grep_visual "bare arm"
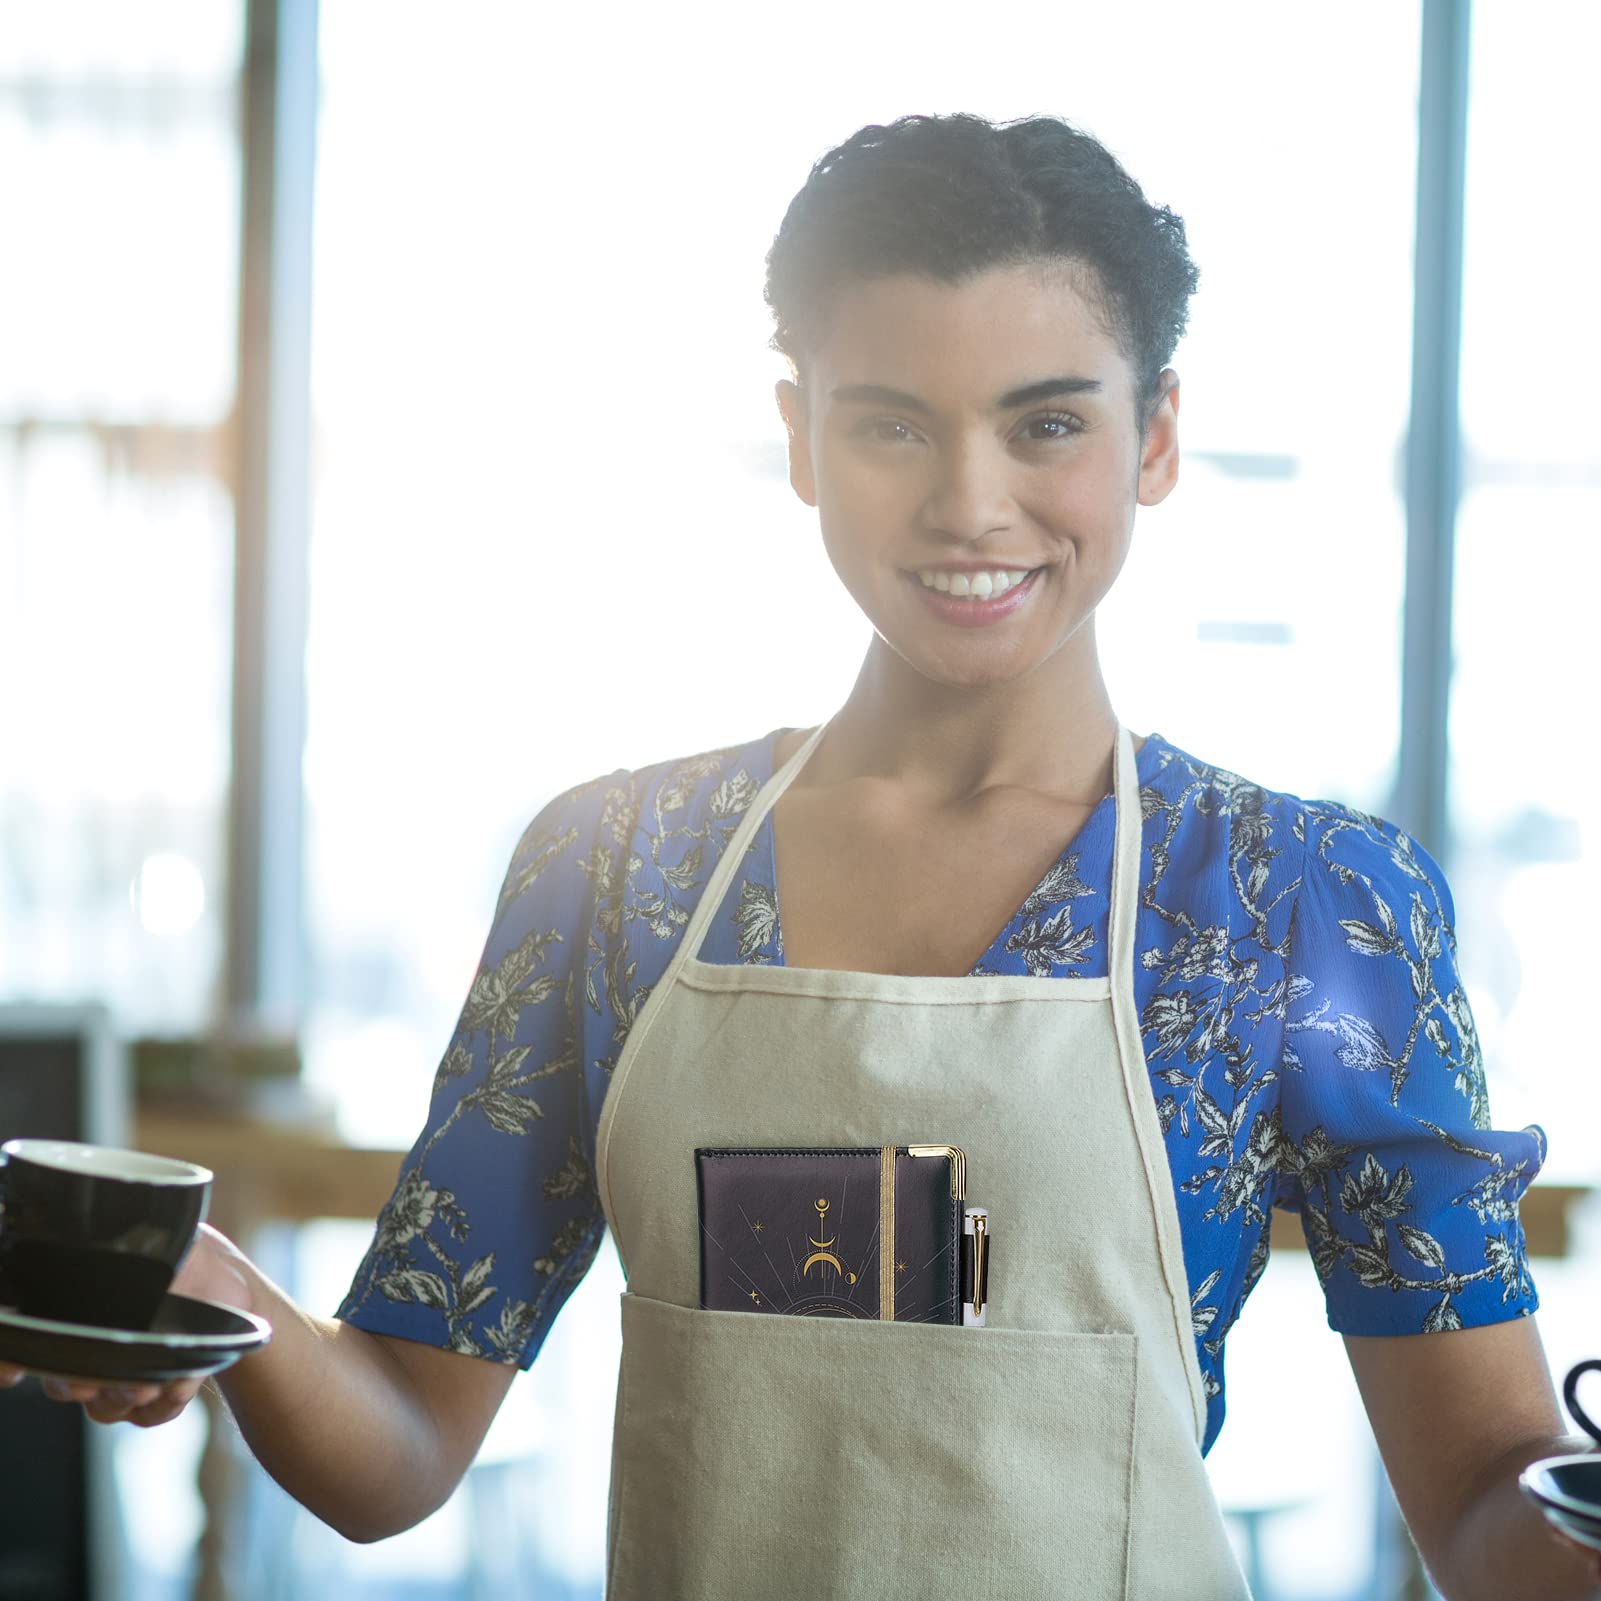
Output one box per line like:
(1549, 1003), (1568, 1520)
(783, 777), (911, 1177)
(1345, 1317), (1601, 1601)
(215, 1250), (517, 1543)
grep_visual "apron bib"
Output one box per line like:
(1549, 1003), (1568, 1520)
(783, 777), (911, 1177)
(595, 720), (1250, 1600)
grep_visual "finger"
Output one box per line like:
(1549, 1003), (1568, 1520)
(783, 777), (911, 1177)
(125, 1378), (205, 1429)
(40, 1374), (114, 1404)
(82, 1390), (142, 1426)
(41, 1375), (161, 1408)
(0, 1363), (26, 1387)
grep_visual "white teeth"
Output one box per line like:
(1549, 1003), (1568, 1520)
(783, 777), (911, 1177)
(915, 567), (1033, 600)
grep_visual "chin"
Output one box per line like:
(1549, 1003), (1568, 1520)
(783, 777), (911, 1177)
(886, 637), (1044, 693)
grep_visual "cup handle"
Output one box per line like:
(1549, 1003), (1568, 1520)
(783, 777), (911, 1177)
(1565, 1360), (1601, 1447)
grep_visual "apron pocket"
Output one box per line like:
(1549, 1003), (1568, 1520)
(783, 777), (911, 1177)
(609, 1290), (1136, 1601)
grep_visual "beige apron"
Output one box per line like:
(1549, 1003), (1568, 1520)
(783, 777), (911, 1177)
(595, 720), (1250, 1600)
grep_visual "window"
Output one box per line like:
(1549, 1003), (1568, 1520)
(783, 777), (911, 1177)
(0, 2), (242, 1032)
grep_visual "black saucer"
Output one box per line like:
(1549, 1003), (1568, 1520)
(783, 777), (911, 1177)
(0, 1292), (271, 1382)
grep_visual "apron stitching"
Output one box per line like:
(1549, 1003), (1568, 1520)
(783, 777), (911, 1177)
(1122, 1343), (1139, 1598)
(675, 964), (1113, 1005)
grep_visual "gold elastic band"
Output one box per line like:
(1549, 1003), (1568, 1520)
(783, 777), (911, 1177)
(880, 1144), (896, 1321)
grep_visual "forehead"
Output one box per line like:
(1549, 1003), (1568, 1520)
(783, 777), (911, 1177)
(806, 261), (1133, 404)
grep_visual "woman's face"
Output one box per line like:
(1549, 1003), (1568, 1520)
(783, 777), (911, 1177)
(777, 260), (1179, 693)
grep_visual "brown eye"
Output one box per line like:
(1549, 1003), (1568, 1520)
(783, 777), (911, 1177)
(851, 417), (918, 445)
(1022, 412), (1084, 442)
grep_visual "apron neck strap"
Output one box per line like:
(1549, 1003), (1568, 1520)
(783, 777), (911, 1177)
(679, 719), (831, 962)
(1106, 721), (1141, 987)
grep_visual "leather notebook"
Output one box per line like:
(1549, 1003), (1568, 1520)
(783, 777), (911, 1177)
(695, 1145), (984, 1322)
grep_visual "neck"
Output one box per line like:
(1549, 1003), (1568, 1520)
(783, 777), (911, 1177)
(808, 622), (1124, 807)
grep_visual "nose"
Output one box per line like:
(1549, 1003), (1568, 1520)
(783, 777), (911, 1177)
(918, 436), (1015, 544)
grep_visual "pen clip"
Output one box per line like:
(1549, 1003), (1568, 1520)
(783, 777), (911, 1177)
(971, 1212), (987, 1318)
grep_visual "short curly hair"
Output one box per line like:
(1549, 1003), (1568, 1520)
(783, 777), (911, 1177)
(765, 113), (1199, 420)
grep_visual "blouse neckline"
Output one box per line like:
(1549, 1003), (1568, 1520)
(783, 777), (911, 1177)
(750, 727), (1171, 975)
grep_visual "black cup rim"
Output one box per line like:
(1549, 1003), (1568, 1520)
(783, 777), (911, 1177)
(0, 1139), (212, 1187)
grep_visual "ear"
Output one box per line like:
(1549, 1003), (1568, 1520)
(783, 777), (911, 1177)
(775, 378), (817, 507)
(1136, 369), (1181, 507)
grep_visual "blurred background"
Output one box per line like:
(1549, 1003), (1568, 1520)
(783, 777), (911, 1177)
(1, 1), (1598, 1598)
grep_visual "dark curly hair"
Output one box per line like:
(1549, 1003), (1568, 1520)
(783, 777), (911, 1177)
(765, 113), (1199, 423)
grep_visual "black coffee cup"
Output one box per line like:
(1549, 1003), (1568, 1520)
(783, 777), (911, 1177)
(0, 1139), (212, 1330)
(1567, 1360), (1601, 1448)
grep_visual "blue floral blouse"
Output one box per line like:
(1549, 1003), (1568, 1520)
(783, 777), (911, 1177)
(336, 727), (1546, 1454)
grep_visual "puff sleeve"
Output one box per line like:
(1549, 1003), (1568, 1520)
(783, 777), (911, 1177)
(336, 772), (625, 1367)
(1274, 802), (1546, 1336)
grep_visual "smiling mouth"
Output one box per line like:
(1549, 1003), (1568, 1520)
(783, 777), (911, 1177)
(911, 565), (1043, 599)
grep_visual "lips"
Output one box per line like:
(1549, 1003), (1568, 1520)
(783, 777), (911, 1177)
(909, 565), (1043, 627)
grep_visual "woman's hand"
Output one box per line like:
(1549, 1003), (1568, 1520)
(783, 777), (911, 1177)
(1543, 1523), (1601, 1588)
(0, 1222), (257, 1428)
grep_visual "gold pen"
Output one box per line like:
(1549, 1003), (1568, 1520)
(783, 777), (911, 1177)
(963, 1205), (988, 1327)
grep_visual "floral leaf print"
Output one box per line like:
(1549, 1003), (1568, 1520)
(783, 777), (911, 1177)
(1144, 925), (1233, 985)
(378, 1268), (450, 1310)
(462, 926), (563, 1040)
(1332, 1014), (1399, 1096)
(1203, 1105), (1283, 1225)
(1193, 1085), (1233, 1160)
(1300, 1201), (1344, 1285)
(1191, 1269), (1222, 1335)
(1017, 854), (1093, 919)
(659, 843), (706, 892)
(485, 1299), (536, 1360)
(1280, 1124), (1357, 1193)
(1340, 1152), (1413, 1239)
(1143, 989), (1203, 1062)
(376, 1169), (442, 1251)
(733, 878), (780, 963)
(1484, 1234), (1533, 1303)
(657, 755), (723, 815)
(708, 770), (759, 818)
(1004, 904), (1095, 975)
(1410, 894), (1442, 963)
(1398, 1224), (1446, 1270)
(1422, 1295), (1464, 1333)
(499, 822), (580, 909)
(542, 1134), (594, 1203)
(1443, 985), (1490, 1127)
(432, 1037), (472, 1097)
(475, 1088), (544, 1136)
(1340, 913), (1397, 958)
(534, 1214), (598, 1278)
(458, 1253), (498, 1317)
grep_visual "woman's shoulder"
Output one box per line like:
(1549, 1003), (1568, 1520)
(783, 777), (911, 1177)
(1144, 730), (1444, 878)
(509, 728), (788, 862)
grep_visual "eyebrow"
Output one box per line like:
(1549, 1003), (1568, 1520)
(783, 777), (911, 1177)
(829, 376), (1103, 412)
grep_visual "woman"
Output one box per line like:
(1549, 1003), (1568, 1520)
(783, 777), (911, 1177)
(6, 113), (1597, 1598)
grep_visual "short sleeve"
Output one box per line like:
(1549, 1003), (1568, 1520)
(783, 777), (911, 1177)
(336, 772), (625, 1367)
(1274, 802), (1546, 1336)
